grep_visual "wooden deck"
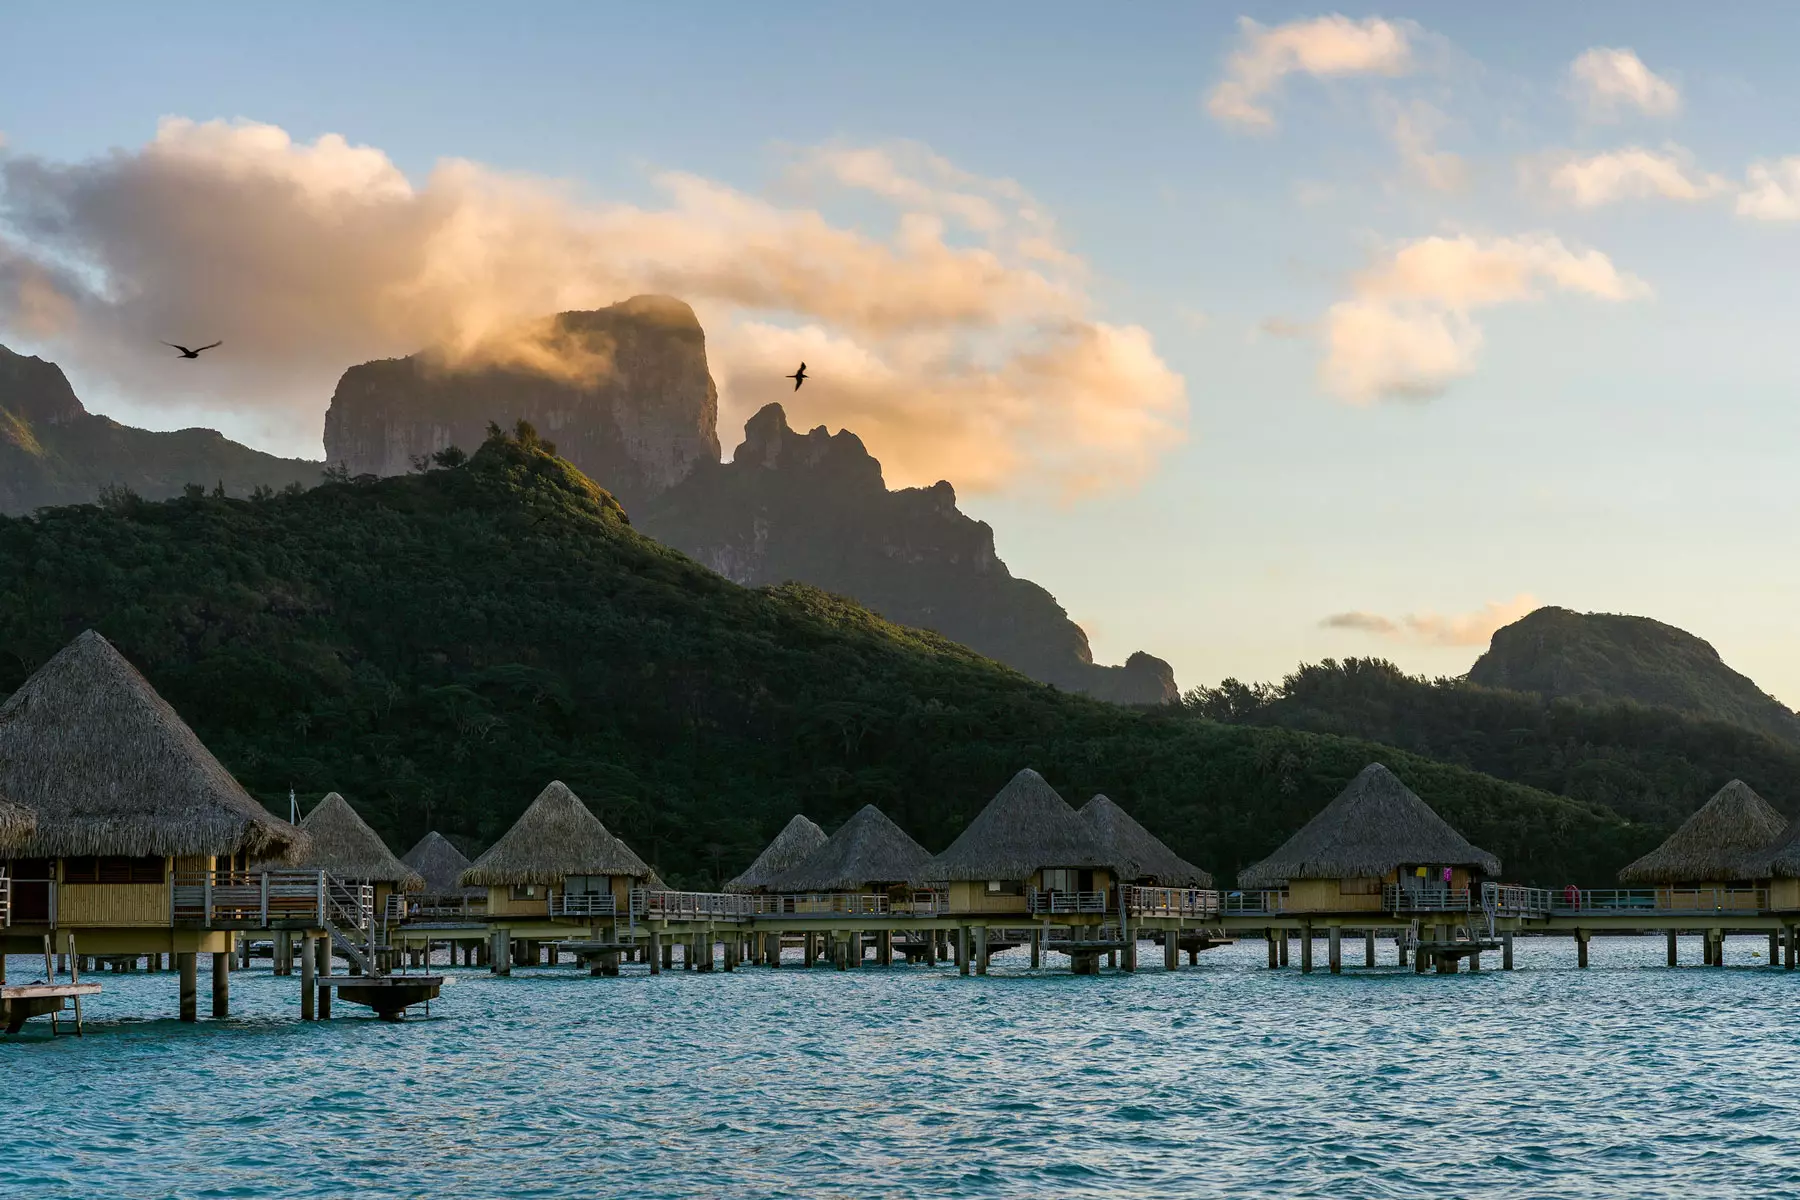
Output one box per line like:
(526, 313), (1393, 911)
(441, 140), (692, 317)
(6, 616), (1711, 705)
(1, 982), (103, 1035)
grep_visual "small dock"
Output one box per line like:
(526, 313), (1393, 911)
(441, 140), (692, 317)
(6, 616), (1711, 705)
(2, 982), (103, 1035)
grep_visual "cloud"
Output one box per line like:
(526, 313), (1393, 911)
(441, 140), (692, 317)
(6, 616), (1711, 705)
(1320, 233), (1650, 401)
(1207, 14), (1415, 131)
(1388, 100), (1467, 193)
(0, 119), (1186, 497)
(1321, 593), (1539, 647)
(1736, 157), (1800, 221)
(1569, 48), (1679, 119)
(1258, 316), (1312, 339)
(1543, 146), (1728, 207)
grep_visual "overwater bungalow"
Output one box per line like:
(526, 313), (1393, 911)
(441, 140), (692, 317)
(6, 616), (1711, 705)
(1618, 779), (1786, 905)
(1079, 794), (1213, 888)
(921, 768), (1112, 917)
(401, 831), (486, 917)
(768, 806), (931, 904)
(725, 815), (828, 893)
(1741, 811), (1800, 912)
(460, 781), (652, 925)
(1236, 763), (1499, 916)
(0, 630), (306, 1020)
(285, 793), (424, 927)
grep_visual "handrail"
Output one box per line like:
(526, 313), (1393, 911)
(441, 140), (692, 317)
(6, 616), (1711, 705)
(1220, 890), (1287, 915)
(1383, 885), (1474, 913)
(1123, 885), (1221, 918)
(1550, 886), (1769, 914)
(1027, 889), (1110, 914)
(550, 891), (619, 917)
(0, 870), (8, 928)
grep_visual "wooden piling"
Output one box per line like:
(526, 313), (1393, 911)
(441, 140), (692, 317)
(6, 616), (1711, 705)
(1787, 926), (1796, 971)
(1576, 930), (1589, 969)
(1266, 929), (1279, 969)
(318, 933), (333, 1019)
(1711, 929), (1724, 967)
(1029, 929), (1041, 970)
(1667, 930), (1678, 966)
(1328, 927), (1341, 975)
(1396, 937), (1407, 967)
(496, 929), (513, 977)
(1279, 934), (1289, 966)
(1771, 930), (1780, 967)
(1164, 932), (1178, 971)
(975, 926), (989, 976)
(1299, 925), (1313, 974)
(300, 936), (316, 1020)
(1364, 929), (1376, 968)
(211, 951), (230, 1018)
(177, 952), (198, 1022)
(957, 926), (970, 976)
(1502, 933), (1514, 970)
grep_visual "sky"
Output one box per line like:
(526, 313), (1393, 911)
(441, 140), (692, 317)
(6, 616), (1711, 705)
(5, 3), (1800, 702)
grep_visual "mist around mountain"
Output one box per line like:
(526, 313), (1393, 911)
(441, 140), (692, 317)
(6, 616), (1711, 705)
(0, 426), (1645, 887)
(1468, 606), (1800, 748)
(0, 344), (319, 512)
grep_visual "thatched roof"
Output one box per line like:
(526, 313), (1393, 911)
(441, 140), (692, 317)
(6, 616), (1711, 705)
(1080, 794), (1213, 887)
(1620, 779), (1787, 884)
(1237, 764), (1500, 887)
(286, 794), (423, 890)
(769, 806), (931, 892)
(1740, 812), (1800, 880)
(401, 831), (482, 897)
(921, 768), (1107, 882)
(0, 630), (305, 861)
(0, 792), (34, 852)
(726, 814), (828, 892)
(460, 781), (650, 887)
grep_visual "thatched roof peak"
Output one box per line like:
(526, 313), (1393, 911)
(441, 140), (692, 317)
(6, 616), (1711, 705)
(1620, 779), (1787, 884)
(401, 831), (482, 897)
(1080, 794), (1213, 888)
(921, 768), (1107, 882)
(726, 814), (828, 892)
(1237, 763), (1499, 887)
(0, 792), (34, 853)
(0, 629), (304, 861)
(460, 781), (650, 887)
(769, 806), (931, 892)
(290, 793), (423, 890)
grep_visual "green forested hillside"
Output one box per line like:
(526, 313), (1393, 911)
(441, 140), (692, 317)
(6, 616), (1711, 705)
(0, 427), (1651, 886)
(1468, 605), (1800, 747)
(1185, 658), (1800, 828)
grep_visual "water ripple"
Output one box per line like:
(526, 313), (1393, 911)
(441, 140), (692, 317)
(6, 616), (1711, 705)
(2, 935), (1798, 1197)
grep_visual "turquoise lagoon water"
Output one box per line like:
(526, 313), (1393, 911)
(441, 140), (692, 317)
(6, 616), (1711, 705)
(3, 934), (1799, 1199)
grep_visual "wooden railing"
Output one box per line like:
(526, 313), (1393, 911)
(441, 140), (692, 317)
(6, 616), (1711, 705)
(1551, 887), (1769, 914)
(1124, 886), (1222, 918)
(402, 895), (486, 920)
(550, 892), (618, 917)
(0, 871), (8, 927)
(634, 890), (757, 920)
(1027, 889), (1110, 914)
(1221, 890), (1287, 915)
(1383, 885), (1474, 913)
(1483, 884), (1555, 916)
(171, 870), (372, 931)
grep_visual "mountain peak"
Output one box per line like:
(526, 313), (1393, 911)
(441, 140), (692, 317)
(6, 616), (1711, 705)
(1470, 606), (1800, 745)
(0, 343), (88, 426)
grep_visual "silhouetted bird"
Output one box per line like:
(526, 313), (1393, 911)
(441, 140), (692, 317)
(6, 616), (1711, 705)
(786, 362), (807, 391)
(162, 341), (222, 359)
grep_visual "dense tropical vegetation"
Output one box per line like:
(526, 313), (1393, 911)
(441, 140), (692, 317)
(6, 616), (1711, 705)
(0, 426), (1654, 886)
(1183, 658), (1800, 828)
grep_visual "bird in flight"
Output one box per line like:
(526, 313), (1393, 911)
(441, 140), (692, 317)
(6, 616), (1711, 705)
(786, 362), (807, 391)
(162, 340), (222, 359)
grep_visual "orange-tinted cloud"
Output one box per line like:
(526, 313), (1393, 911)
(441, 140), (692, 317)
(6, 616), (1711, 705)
(0, 119), (1185, 497)
(1321, 593), (1541, 647)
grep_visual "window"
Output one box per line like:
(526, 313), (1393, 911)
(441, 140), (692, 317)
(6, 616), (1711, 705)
(510, 884), (540, 900)
(1041, 869), (1077, 893)
(1338, 878), (1381, 896)
(62, 856), (165, 885)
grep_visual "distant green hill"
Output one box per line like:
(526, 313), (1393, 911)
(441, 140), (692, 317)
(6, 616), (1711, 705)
(0, 344), (319, 513)
(1469, 606), (1800, 747)
(0, 425), (1647, 887)
(1187, 657), (1800, 828)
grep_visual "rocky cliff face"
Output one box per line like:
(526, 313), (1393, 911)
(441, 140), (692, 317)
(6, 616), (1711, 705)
(1469, 606), (1800, 746)
(0, 344), (319, 514)
(638, 403), (1179, 706)
(323, 295), (720, 509)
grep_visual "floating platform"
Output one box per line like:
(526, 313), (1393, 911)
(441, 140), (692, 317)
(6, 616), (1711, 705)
(330, 975), (443, 1021)
(2, 982), (103, 1035)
